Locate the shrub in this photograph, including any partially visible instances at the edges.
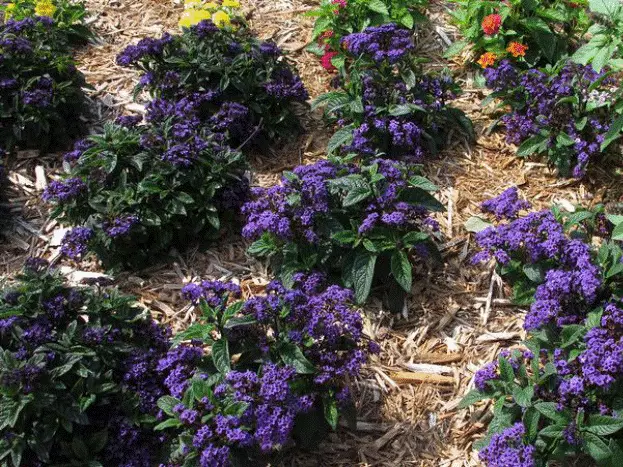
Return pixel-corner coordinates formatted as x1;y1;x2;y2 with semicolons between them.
315;23;473;161
0;17;87;151
116;20;308;144
305;0;428;72
157;274;378;466
0;0;94;45
241;157;443;309
572;0;623;72
482;59;623;178
447;0;589;68
0;259;175;466
44;95;249;269
462;192;623;466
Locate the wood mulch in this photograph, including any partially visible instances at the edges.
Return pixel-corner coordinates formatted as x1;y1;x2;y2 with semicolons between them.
2;0;622;465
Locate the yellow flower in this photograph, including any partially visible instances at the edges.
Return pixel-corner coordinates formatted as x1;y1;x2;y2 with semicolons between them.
178;8;212;28
222;0;240;7
34;0;57;18
4;3;16;20
184;0;203;9
212;10;230;27
204;1;219;9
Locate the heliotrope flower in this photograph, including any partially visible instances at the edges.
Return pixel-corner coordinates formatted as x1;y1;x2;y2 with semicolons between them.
507;41;528;58
481;14;502;35
478;52;497;68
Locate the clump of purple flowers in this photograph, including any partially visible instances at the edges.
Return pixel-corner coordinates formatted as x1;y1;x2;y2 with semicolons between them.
468;198;623;466
116;20;308;142
241;157;440;305
324;24;471;161
0;261;174;465
0;16;87;150
481;187;531;220
159;274;377;465
483;60;620;177
479;424;536;467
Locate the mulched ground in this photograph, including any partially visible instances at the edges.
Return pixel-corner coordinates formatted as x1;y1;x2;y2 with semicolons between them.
2;0;622;465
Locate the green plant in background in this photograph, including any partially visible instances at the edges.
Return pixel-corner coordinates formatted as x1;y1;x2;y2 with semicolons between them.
0;260;171;466
44;116;249;269
242;157;443;310
572;0;623;72
305;0;429;73
1;0;94;46
447;0;589;68
0;16;88;152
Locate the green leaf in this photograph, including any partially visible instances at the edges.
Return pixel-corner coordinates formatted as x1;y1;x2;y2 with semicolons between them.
498;357;515;383
517;134;548;157
409;176;438;191
154;418;182;431
400;12;414;29
157;396;181;416
601;114;623;151
402;231;429;244
391;250;412;293
323;397;339;430
582;431;612;462
443;39;469;58
458;390;487;409
585;414;623;436
280;343;316;374
464;216;492;233
352;251;377;304
535;402;567;423
523;407;540;442
589;0;621;15
211;339;231;374
511;385;534;408
248;234;276;257
612;221;623;241
343;185;372;207
223;315;257;330
327;126;354;154
332;230;357;244
523;264;543;283
367;0;389;15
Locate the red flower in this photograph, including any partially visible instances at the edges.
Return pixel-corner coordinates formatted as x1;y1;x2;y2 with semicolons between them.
331;0;347;13
506;41;528;57
482;14;502;35
477;52;497;69
321;51;338;72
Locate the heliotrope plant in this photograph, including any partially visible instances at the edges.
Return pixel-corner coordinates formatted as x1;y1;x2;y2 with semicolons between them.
156;274;378;466
315;23;474;161
44;95;249;269
462;190;623;466
305;0;428;73
116;20;308;144
0;17;87;151
482;59;623;178
0;259;177;466
0;0;94;45
241;156;443;310
447;0;589;68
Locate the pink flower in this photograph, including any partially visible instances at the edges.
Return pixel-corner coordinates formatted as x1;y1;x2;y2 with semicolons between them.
321;51;338;72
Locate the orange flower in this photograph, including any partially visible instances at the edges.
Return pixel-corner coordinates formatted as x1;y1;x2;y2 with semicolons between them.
477;52;497;68
507;41;528;57
482;14;502;35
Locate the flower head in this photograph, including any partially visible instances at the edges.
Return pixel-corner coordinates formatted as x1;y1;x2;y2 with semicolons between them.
477;52;497;69
212;10;231;28
507;41;528;58
179;8;212;28
481;14;502;35
321;51;338;71
222;0;240;7
34;0;57;18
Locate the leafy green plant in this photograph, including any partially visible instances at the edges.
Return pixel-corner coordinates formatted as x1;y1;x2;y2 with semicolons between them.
116;20;308;144
44;114;248;269
0;259;171;466
1;0;94;46
463;199;623;466
305;0;428;72
572;0;623;72
0;17;88;151
158;275;377;466
242;157;443;310
447;0;589;68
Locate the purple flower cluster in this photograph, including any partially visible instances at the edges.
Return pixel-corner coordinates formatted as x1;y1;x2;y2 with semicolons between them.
340;72;459;161
479;423;536;467
42;177;86;202
103;214;139;238
60;227;93;260
242;158;436;245
115;33;174;67
343;23;414;64
484;60;617;177
481;187;531;220
474;210;602;331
